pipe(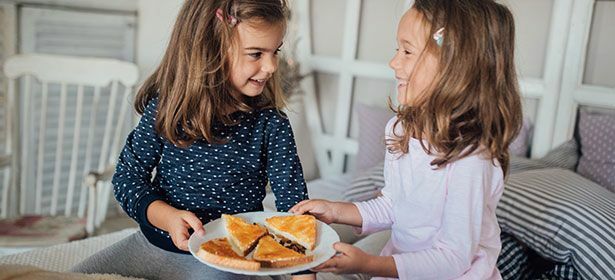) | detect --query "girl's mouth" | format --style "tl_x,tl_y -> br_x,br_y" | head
249,78 -> 266,86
